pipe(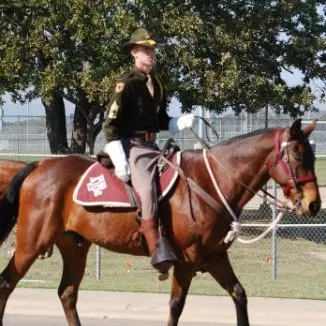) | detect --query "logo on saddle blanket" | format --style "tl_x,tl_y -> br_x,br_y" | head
73,152 -> 181,207
87,174 -> 107,197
